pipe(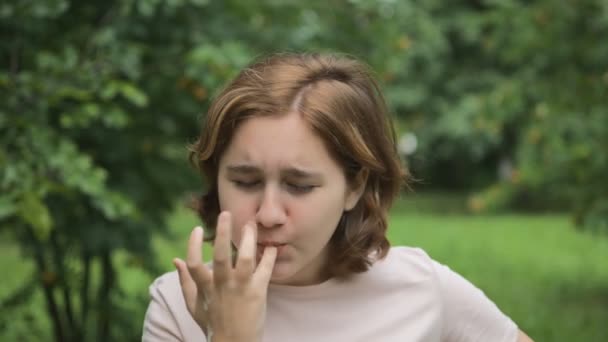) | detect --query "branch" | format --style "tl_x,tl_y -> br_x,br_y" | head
79,251 -> 92,341
97,249 -> 115,341
26,226 -> 65,342
50,232 -> 76,334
